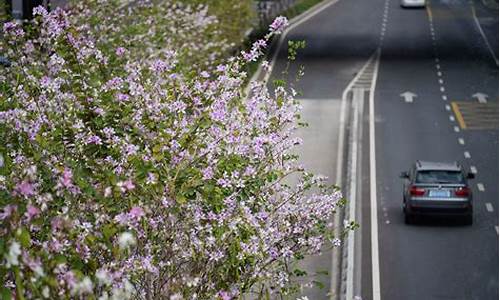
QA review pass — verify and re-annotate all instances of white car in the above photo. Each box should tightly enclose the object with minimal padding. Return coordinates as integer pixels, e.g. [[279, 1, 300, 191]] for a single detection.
[[400, 0, 426, 7]]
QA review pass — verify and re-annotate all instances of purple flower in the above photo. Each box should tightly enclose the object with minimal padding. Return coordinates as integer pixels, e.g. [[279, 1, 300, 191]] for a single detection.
[[217, 291, 231, 300], [32, 5, 48, 16], [86, 135, 102, 145], [0, 205, 17, 220], [252, 39, 267, 51], [202, 167, 214, 180], [241, 49, 258, 62], [269, 16, 289, 34], [117, 179, 135, 193], [128, 206, 144, 219], [116, 93, 130, 102], [200, 71, 210, 78], [59, 168, 73, 188], [3, 21, 24, 37], [115, 47, 126, 57], [14, 180, 36, 198], [26, 204, 40, 221], [104, 77, 123, 91]]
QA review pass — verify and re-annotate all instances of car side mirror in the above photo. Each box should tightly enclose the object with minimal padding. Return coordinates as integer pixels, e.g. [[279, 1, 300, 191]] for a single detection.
[[467, 172, 475, 179], [400, 171, 410, 179]]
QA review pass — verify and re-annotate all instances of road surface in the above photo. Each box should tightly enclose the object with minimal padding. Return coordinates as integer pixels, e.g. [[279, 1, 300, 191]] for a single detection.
[[267, 0, 498, 298]]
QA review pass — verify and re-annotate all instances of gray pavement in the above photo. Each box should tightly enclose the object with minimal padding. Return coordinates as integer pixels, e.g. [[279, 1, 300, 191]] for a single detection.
[[376, 0, 498, 299], [267, 0, 498, 298], [293, 98, 342, 299]]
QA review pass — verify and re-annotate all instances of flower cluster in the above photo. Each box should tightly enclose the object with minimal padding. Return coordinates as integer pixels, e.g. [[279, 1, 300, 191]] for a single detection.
[[0, 2, 343, 299], [68, 0, 232, 72]]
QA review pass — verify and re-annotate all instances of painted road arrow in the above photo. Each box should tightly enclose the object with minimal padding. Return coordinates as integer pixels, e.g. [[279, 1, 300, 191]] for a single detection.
[[472, 92, 488, 103], [400, 91, 417, 103]]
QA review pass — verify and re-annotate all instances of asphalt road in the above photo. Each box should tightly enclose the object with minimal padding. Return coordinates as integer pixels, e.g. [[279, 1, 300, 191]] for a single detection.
[[268, 0, 498, 299]]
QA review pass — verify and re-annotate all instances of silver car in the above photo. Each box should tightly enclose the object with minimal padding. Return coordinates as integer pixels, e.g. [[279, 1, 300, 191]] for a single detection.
[[400, 0, 426, 8], [400, 161, 475, 225]]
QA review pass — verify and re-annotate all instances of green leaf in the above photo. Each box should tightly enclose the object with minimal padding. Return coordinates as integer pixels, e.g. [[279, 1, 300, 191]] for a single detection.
[[102, 224, 117, 241], [312, 280, 325, 290], [18, 229, 31, 248], [1, 287, 12, 300], [54, 255, 67, 265], [293, 268, 307, 277]]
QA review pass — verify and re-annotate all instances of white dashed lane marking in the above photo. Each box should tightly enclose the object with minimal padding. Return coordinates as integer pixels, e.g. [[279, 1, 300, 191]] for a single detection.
[[458, 138, 465, 144], [495, 226, 499, 235], [454, 126, 460, 132], [464, 151, 471, 158], [445, 104, 451, 111], [436, 64, 441, 69], [437, 71, 442, 76], [470, 166, 477, 174], [440, 86, 445, 92], [438, 79, 444, 84], [477, 183, 485, 192], [442, 95, 448, 101], [449, 115, 455, 122], [485, 203, 494, 212]]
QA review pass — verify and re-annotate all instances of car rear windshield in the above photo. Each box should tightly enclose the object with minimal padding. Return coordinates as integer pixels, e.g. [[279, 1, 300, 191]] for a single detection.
[[416, 170, 464, 184]]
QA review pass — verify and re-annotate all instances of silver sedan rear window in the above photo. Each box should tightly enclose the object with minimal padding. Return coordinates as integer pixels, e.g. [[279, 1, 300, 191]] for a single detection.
[[416, 170, 464, 184]]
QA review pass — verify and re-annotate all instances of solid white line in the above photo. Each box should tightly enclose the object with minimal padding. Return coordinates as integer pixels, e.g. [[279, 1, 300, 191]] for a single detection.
[[332, 52, 378, 300], [464, 151, 471, 158], [454, 126, 460, 132], [370, 50, 382, 300], [471, 3, 499, 65], [477, 183, 485, 192], [445, 104, 451, 111], [449, 115, 455, 122], [458, 138, 465, 144], [485, 203, 494, 212]]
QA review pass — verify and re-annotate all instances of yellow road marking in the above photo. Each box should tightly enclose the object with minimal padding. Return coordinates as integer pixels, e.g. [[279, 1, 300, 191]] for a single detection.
[[451, 102, 467, 129]]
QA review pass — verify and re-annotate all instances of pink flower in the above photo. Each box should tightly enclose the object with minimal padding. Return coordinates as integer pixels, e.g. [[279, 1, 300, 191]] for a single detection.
[[115, 47, 126, 57], [269, 16, 288, 34], [0, 205, 17, 220], [217, 291, 231, 300], [125, 180, 135, 190], [14, 180, 36, 197], [59, 168, 73, 188], [26, 204, 40, 221], [128, 206, 144, 220]]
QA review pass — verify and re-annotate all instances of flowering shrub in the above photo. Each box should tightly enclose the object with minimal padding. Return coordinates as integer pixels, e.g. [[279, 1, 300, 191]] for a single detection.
[[67, 0, 233, 73], [0, 4, 342, 300]]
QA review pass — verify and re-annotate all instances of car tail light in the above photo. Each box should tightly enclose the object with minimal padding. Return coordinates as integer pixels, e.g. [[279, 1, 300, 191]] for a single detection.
[[410, 186, 425, 196], [455, 187, 470, 197]]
